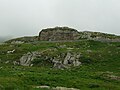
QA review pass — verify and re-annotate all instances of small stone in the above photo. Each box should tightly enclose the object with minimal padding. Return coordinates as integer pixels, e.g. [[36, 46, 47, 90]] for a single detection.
[[34, 85, 50, 89], [53, 86, 80, 90], [5, 61, 9, 64]]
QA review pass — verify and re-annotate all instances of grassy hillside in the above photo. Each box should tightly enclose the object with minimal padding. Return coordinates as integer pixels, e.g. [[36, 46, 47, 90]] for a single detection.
[[0, 40, 120, 90]]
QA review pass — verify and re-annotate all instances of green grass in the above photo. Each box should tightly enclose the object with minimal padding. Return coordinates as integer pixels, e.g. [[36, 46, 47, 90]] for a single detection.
[[0, 40, 120, 90]]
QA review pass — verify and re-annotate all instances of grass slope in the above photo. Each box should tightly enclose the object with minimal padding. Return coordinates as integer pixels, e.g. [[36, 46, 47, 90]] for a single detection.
[[0, 40, 120, 90]]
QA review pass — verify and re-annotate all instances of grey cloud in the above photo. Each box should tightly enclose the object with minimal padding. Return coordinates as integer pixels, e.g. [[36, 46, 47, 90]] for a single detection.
[[0, 0, 120, 37]]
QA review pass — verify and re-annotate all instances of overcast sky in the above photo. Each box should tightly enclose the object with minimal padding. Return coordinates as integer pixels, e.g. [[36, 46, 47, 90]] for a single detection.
[[0, 0, 120, 37]]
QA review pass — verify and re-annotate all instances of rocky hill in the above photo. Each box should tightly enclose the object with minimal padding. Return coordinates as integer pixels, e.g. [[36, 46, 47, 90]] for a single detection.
[[0, 27, 120, 90], [6, 27, 120, 43], [79, 31, 120, 42], [5, 36, 38, 44], [38, 27, 120, 42]]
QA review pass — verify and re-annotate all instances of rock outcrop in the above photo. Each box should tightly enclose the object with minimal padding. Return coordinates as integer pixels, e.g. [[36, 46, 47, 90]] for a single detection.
[[39, 27, 120, 42], [5, 27, 120, 43], [20, 52, 41, 66], [39, 27, 79, 41], [50, 52, 81, 69], [79, 31, 120, 42], [19, 51, 82, 69], [6, 36, 38, 43]]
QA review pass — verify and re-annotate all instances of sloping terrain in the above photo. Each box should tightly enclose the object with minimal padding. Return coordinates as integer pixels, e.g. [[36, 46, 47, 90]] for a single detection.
[[0, 39, 120, 90]]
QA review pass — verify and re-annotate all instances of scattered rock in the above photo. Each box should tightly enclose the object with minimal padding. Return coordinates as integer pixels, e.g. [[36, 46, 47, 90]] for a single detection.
[[101, 71, 120, 81], [33, 86, 80, 90], [107, 75, 120, 81], [7, 49, 15, 54], [13, 61, 20, 65], [11, 41, 24, 44], [5, 61, 9, 64], [87, 50, 92, 53], [67, 48, 74, 50], [59, 45, 67, 48], [34, 85, 50, 89], [53, 86, 80, 90]]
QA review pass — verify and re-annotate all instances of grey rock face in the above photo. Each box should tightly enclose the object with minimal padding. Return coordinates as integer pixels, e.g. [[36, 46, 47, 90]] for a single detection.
[[20, 52, 34, 66], [52, 52, 81, 69], [52, 58, 66, 69], [19, 51, 82, 69], [53, 61, 66, 69], [20, 52, 41, 66], [39, 27, 79, 41], [63, 52, 71, 65], [73, 60, 82, 66], [63, 52, 81, 67]]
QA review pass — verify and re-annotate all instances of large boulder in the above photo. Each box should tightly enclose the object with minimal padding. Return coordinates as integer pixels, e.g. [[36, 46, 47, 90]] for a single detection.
[[39, 27, 80, 41]]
